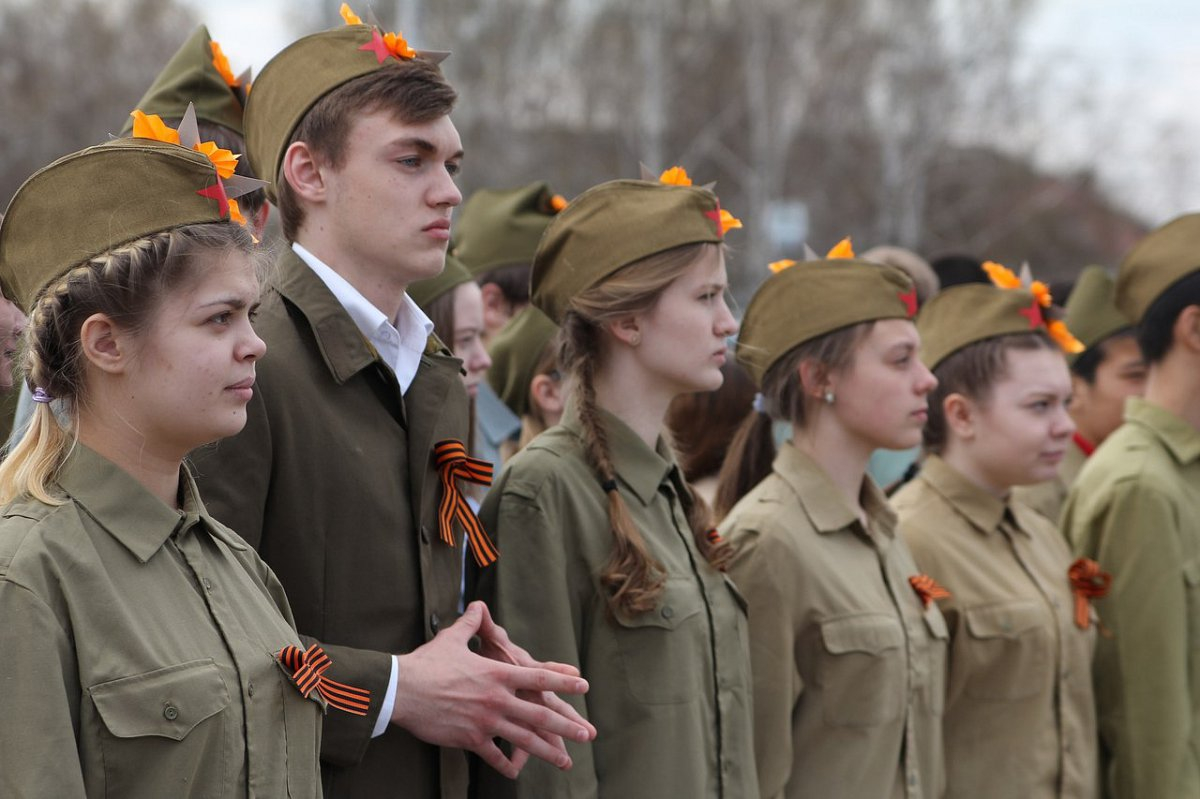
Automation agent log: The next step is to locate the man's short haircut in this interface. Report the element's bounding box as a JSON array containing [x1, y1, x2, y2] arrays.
[[1071, 328, 1136, 384], [1137, 270, 1200, 364], [277, 59, 457, 242], [478, 262, 531, 307]]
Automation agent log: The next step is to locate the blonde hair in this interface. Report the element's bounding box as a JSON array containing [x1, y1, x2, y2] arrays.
[[560, 241, 731, 617], [0, 223, 260, 505]]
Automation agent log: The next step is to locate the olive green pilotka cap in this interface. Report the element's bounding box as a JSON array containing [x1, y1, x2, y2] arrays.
[[1064, 265, 1133, 363], [119, 26, 249, 138], [487, 307, 559, 417], [531, 179, 729, 324], [1116, 212, 1200, 323], [452, 182, 564, 277], [408, 254, 474, 311], [0, 138, 241, 310], [244, 21, 450, 204], [736, 256, 918, 386]]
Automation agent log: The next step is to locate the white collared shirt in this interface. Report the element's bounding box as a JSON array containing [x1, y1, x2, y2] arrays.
[[292, 242, 433, 395]]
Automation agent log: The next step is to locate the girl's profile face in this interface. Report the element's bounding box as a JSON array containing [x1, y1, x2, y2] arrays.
[[451, 281, 491, 398], [122, 249, 265, 454], [961, 346, 1075, 490], [826, 319, 937, 451]]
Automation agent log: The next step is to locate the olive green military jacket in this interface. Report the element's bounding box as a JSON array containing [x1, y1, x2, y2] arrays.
[[1012, 437, 1088, 524], [894, 455, 1098, 799], [1062, 398, 1200, 799], [0, 444, 322, 798], [190, 249, 470, 799], [719, 443, 947, 799], [475, 401, 759, 798]]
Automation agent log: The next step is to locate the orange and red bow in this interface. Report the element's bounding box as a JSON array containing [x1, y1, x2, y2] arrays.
[[909, 574, 951, 608], [982, 260, 1084, 354], [277, 644, 371, 715], [1068, 558, 1111, 630], [434, 440, 498, 566]]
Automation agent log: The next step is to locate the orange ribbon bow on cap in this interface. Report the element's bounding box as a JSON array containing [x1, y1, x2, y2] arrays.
[[909, 574, 951, 608], [277, 644, 371, 715], [434, 440, 498, 567], [1068, 558, 1111, 630]]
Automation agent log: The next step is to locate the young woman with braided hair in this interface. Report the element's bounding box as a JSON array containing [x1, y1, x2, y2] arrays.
[[0, 136, 329, 796], [475, 176, 758, 798]]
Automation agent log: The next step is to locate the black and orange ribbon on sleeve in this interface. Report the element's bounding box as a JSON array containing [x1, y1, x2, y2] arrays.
[[1068, 557, 1112, 630], [434, 439, 498, 567], [276, 644, 371, 716], [909, 574, 951, 609]]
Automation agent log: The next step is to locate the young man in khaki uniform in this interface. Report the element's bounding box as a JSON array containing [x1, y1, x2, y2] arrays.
[[1015, 265, 1145, 521], [1062, 213, 1200, 798], [190, 18, 592, 798]]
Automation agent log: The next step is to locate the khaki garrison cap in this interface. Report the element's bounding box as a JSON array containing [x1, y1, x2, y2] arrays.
[[1116, 212, 1200, 323], [453, 182, 565, 277], [0, 139, 233, 310], [532, 179, 729, 324], [736, 258, 917, 386], [1063, 265, 1133, 363], [487, 307, 559, 417], [408, 254, 474, 312], [119, 26, 249, 137]]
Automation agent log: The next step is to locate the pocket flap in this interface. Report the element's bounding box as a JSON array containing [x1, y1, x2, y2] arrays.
[[964, 601, 1043, 640], [90, 659, 230, 741], [1184, 560, 1200, 587], [613, 578, 705, 630], [821, 615, 905, 655]]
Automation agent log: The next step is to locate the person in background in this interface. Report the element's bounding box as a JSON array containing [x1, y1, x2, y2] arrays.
[[1062, 213, 1200, 798], [486, 305, 566, 461], [716, 243, 946, 798], [931, 253, 989, 290], [893, 267, 1100, 798], [410, 254, 493, 408], [1014, 265, 1146, 522], [668, 359, 757, 507]]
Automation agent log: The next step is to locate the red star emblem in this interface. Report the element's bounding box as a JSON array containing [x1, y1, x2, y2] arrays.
[[359, 28, 391, 64], [197, 178, 230, 218], [1018, 299, 1043, 329], [898, 288, 918, 317], [704, 200, 725, 238]]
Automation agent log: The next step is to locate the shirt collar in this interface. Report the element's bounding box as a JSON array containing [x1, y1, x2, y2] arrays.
[[772, 442, 896, 535], [561, 397, 675, 506], [1125, 396, 1200, 466], [918, 454, 1032, 537], [56, 444, 245, 563]]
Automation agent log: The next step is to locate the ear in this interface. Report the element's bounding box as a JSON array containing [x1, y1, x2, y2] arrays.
[[942, 392, 977, 441], [79, 313, 132, 375], [606, 314, 642, 347], [281, 141, 327, 204], [530, 373, 566, 416], [1175, 304, 1200, 354], [1067, 372, 1090, 414], [251, 202, 271, 238], [797, 358, 829, 400], [480, 283, 513, 331]]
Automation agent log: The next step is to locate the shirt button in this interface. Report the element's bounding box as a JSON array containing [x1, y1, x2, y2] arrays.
[[430, 612, 440, 634], [661, 606, 674, 620], [163, 704, 179, 721], [247, 680, 255, 698], [202, 578, 213, 592]]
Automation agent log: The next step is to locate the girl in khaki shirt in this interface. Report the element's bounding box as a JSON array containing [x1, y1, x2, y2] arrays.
[[716, 246, 948, 799], [0, 137, 326, 796], [893, 277, 1101, 798], [477, 173, 759, 797]]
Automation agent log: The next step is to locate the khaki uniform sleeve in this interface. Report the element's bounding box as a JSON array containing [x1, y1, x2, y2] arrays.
[[0, 580, 87, 797], [476, 486, 598, 799], [725, 522, 802, 799], [1072, 480, 1189, 797]]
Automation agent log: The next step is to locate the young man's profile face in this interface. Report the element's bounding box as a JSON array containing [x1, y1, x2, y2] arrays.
[[319, 109, 463, 287]]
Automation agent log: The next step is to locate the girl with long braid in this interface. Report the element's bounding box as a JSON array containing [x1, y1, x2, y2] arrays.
[[475, 172, 758, 798], [0, 127, 332, 796]]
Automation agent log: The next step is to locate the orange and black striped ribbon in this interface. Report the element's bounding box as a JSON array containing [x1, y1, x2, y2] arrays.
[[434, 439, 497, 567], [1068, 557, 1112, 630], [277, 644, 371, 716], [909, 574, 951, 609]]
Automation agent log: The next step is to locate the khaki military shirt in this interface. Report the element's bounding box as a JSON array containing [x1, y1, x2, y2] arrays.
[[1062, 397, 1200, 798], [1013, 436, 1088, 524], [0, 444, 322, 798], [476, 402, 758, 798], [894, 455, 1098, 799], [719, 443, 946, 799]]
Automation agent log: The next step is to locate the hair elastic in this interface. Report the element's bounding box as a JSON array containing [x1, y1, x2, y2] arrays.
[[751, 392, 768, 415], [32, 387, 54, 404], [601, 478, 618, 494]]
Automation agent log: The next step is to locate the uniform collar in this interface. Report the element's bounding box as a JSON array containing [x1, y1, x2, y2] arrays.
[[561, 397, 676, 507], [56, 443, 245, 563], [772, 442, 895, 535], [1125, 396, 1200, 466], [475, 381, 521, 446], [918, 454, 1034, 537]]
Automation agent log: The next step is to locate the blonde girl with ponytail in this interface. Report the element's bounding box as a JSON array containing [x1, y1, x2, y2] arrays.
[[475, 173, 758, 798], [0, 133, 328, 796]]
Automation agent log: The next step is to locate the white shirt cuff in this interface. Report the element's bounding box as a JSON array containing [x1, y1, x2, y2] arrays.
[[372, 655, 399, 738]]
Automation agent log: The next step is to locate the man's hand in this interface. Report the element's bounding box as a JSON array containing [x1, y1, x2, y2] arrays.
[[392, 601, 596, 779]]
